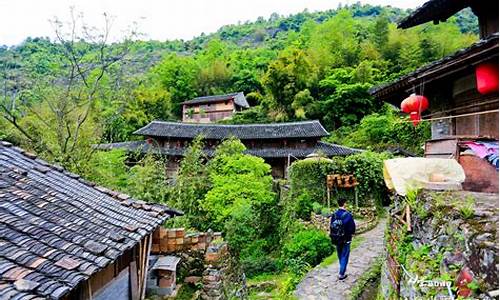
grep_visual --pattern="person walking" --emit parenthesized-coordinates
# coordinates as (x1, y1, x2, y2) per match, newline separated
(329, 198, 356, 281)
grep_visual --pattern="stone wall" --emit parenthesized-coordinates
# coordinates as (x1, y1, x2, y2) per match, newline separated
(380, 191, 499, 299)
(305, 207, 378, 235)
(148, 228, 245, 299)
(151, 227, 223, 254)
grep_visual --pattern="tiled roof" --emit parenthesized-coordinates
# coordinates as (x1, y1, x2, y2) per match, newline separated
(397, 0, 469, 29)
(133, 120, 329, 139)
(0, 141, 181, 299)
(370, 34, 499, 99)
(95, 140, 360, 158)
(181, 92, 250, 108)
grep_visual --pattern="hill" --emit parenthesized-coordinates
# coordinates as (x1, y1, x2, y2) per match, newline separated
(0, 3, 478, 166)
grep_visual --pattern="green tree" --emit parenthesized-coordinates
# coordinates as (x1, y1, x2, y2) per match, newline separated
(202, 138, 277, 256)
(126, 154, 169, 203)
(152, 53, 198, 117)
(263, 48, 318, 120)
(169, 136, 210, 228)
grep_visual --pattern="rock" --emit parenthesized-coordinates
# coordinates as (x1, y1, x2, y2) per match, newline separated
(184, 276, 202, 284)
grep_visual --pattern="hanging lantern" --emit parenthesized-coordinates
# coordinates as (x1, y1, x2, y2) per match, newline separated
(476, 62, 499, 95)
(400, 93, 429, 126)
(409, 112, 421, 126)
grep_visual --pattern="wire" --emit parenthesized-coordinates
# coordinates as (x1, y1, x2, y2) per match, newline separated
(397, 109, 499, 124)
(422, 99, 499, 118)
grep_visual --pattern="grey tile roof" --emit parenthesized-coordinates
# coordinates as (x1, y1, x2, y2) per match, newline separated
(95, 140, 360, 158)
(181, 92, 249, 108)
(133, 120, 329, 139)
(397, 0, 469, 29)
(370, 34, 499, 98)
(0, 141, 181, 299)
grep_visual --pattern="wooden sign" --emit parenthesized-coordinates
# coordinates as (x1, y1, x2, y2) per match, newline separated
(326, 174, 358, 189)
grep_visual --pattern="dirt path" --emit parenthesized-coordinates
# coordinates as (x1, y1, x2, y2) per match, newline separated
(295, 219, 386, 300)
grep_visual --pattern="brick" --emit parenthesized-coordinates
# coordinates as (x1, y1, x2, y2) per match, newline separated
(167, 230, 177, 238)
(175, 228, 185, 238)
(159, 227, 167, 239)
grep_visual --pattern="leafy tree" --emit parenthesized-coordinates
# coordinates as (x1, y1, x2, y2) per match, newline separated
(263, 48, 318, 121)
(84, 149, 129, 190)
(169, 136, 210, 228)
(152, 53, 198, 117)
(329, 104, 431, 154)
(202, 138, 277, 256)
(126, 154, 170, 203)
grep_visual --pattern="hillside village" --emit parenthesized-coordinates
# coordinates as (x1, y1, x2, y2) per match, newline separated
(0, 0, 498, 299)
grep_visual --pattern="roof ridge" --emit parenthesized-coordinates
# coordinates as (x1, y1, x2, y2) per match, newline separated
(0, 140, 182, 216)
(192, 92, 241, 99)
(148, 119, 321, 127)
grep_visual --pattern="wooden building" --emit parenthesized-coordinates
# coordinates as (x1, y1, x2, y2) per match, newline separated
(371, 0, 499, 193)
(0, 141, 181, 299)
(182, 92, 249, 123)
(98, 120, 359, 178)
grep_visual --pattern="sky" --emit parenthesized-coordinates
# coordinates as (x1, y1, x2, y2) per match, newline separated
(0, 0, 427, 46)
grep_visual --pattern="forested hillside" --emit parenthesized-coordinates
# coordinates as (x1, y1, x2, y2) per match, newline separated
(0, 3, 477, 171)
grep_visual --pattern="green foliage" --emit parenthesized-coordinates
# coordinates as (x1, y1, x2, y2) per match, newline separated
(458, 195, 475, 219)
(289, 151, 389, 212)
(288, 158, 337, 205)
(329, 104, 431, 154)
(341, 151, 391, 206)
(126, 154, 170, 203)
(295, 192, 314, 220)
(169, 136, 210, 229)
(281, 228, 334, 267)
(84, 149, 129, 190)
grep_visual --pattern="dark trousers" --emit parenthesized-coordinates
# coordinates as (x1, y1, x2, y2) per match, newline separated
(336, 241, 351, 276)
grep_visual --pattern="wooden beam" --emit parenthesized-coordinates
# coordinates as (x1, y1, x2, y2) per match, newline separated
(130, 261, 139, 300)
(140, 234, 153, 300)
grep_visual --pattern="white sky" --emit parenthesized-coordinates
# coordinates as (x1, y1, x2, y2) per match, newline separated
(0, 0, 427, 46)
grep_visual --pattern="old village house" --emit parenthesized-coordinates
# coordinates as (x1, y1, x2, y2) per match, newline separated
(371, 0, 499, 193)
(182, 92, 249, 123)
(98, 120, 359, 178)
(0, 141, 180, 299)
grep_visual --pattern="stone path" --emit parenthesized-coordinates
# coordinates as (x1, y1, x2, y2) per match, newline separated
(295, 219, 386, 300)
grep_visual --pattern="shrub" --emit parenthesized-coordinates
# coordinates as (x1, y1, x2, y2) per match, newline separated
(336, 151, 391, 207)
(240, 240, 278, 277)
(289, 158, 337, 204)
(296, 192, 314, 220)
(281, 228, 334, 267)
(312, 202, 323, 214)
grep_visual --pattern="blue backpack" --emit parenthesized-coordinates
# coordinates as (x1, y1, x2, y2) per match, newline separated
(330, 211, 347, 244)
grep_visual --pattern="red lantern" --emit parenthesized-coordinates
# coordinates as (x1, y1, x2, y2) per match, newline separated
(400, 94, 429, 126)
(409, 111, 421, 126)
(476, 62, 499, 95)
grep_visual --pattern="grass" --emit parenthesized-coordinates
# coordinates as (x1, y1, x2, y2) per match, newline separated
(247, 273, 298, 300)
(319, 236, 364, 267)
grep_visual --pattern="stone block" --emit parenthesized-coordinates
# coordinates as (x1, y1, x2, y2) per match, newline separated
(198, 242, 206, 251)
(176, 228, 185, 238)
(151, 244, 160, 253)
(205, 252, 219, 263)
(160, 239, 169, 252)
(184, 276, 202, 284)
(167, 230, 177, 238)
(159, 227, 167, 239)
